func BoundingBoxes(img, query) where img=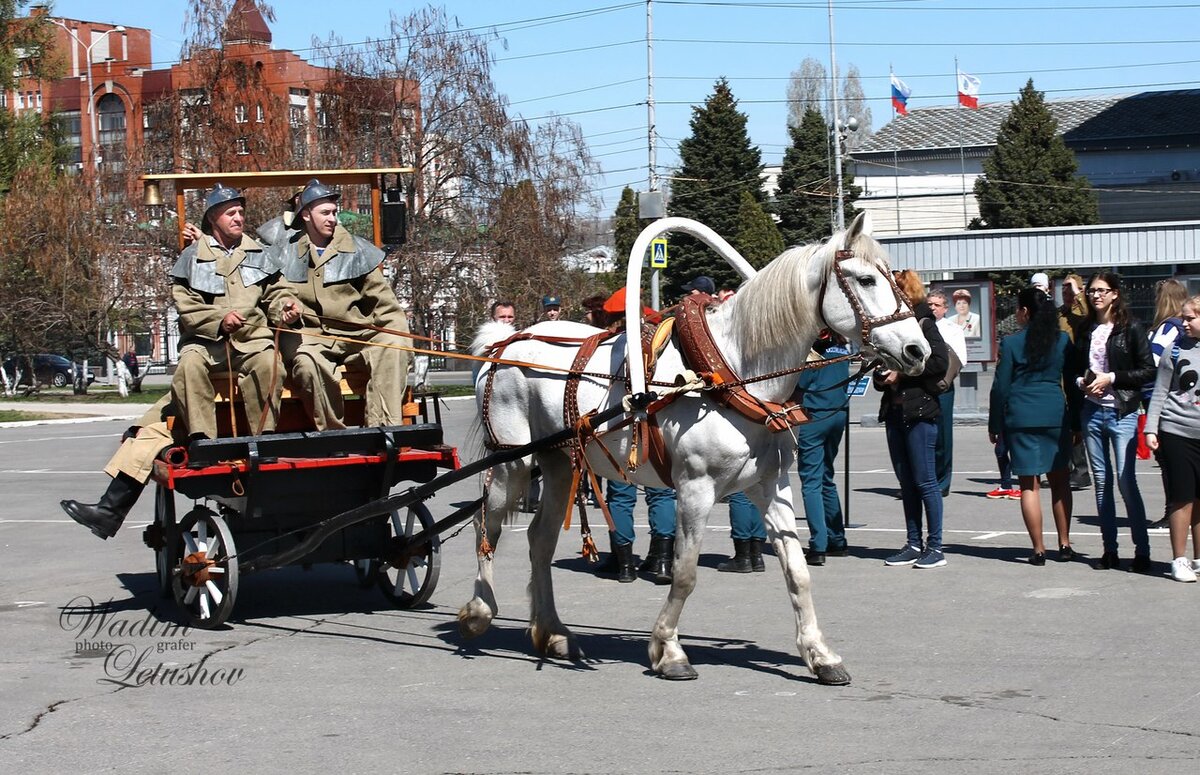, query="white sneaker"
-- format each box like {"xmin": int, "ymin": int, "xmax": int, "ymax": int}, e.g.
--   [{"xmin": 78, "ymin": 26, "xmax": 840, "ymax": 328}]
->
[{"xmin": 1170, "ymin": 557, "xmax": 1197, "ymax": 583}]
